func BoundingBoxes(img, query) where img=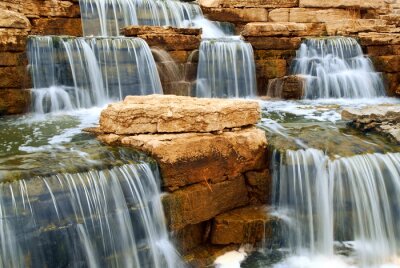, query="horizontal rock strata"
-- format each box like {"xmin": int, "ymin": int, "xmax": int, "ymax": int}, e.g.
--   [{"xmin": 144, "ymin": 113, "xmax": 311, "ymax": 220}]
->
[
  {"xmin": 94, "ymin": 95, "xmax": 271, "ymax": 265},
  {"xmin": 100, "ymin": 95, "xmax": 261, "ymax": 135},
  {"xmin": 342, "ymin": 104, "xmax": 400, "ymax": 144}
]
